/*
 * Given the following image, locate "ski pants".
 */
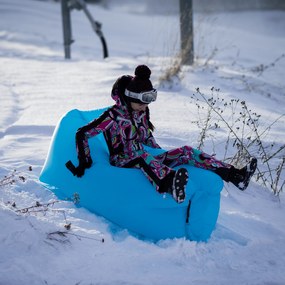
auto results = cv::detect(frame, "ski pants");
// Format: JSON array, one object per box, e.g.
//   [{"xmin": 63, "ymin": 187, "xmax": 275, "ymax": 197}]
[{"xmin": 112, "ymin": 145, "xmax": 232, "ymax": 192}]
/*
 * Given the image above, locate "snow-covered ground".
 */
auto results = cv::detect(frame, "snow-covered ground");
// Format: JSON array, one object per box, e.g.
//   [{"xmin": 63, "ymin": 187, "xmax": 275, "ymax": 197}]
[{"xmin": 1, "ymin": 0, "xmax": 285, "ymax": 284}]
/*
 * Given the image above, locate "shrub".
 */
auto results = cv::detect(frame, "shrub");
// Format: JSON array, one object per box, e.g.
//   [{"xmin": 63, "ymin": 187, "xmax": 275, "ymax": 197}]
[{"xmin": 190, "ymin": 87, "xmax": 285, "ymax": 195}]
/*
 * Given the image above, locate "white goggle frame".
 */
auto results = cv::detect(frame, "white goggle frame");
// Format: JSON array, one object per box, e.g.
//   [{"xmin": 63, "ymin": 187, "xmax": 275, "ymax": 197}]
[{"xmin": 125, "ymin": 89, "xmax": 157, "ymax": 104}]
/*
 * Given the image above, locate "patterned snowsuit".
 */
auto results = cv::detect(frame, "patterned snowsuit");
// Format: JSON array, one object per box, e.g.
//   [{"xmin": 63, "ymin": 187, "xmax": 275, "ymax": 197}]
[{"xmin": 76, "ymin": 81, "xmax": 232, "ymax": 192}]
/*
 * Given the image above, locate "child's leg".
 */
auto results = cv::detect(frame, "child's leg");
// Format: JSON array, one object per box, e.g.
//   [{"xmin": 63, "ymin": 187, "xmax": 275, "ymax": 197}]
[
  {"xmin": 154, "ymin": 146, "xmax": 257, "ymax": 190},
  {"xmin": 116, "ymin": 151, "xmax": 188, "ymax": 202},
  {"xmin": 154, "ymin": 145, "xmax": 231, "ymax": 171},
  {"xmin": 119, "ymin": 152, "xmax": 173, "ymax": 192}
]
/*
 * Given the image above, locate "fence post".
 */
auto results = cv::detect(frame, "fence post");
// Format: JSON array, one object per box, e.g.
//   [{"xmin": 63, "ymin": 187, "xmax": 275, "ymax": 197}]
[{"xmin": 180, "ymin": 0, "xmax": 194, "ymax": 65}]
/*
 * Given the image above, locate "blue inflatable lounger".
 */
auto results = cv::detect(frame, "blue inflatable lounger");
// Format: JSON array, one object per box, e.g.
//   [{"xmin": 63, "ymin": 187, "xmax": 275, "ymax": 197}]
[{"xmin": 39, "ymin": 108, "xmax": 224, "ymax": 242}]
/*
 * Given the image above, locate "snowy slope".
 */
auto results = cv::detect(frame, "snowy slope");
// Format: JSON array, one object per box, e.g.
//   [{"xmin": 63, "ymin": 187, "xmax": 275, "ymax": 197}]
[{"xmin": 0, "ymin": 0, "xmax": 285, "ymax": 284}]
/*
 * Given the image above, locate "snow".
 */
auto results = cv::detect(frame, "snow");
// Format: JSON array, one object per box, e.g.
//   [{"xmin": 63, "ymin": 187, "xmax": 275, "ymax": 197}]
[{"xmin": 1, "ymin": 0, "xmax": 285, "ymax": 284}]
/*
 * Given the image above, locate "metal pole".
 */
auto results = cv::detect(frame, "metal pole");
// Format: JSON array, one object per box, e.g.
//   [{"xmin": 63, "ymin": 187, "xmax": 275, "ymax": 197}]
[
  {"xmin": 75, "ymin": 0, "xmax": 109, "ymax": 58},
  {"xmin": 61, "ymin": 0, "xmax": 74, "ymax": 59},
  {"xmin": 180, "ymin": 0, "xmax": 194, "ymax": 65}
]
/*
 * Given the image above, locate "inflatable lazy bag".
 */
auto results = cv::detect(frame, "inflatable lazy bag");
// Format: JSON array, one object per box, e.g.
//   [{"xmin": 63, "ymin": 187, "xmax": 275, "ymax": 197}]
[{"xmin": 40, "ymin": 108, "xmax": 224, "ymax": 242}]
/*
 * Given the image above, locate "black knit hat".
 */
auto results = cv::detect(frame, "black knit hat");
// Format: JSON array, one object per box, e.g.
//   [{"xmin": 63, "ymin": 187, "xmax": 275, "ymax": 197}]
[{"xmin": 125, "ymin": 65, "xmax": 154, "ymax": 103}]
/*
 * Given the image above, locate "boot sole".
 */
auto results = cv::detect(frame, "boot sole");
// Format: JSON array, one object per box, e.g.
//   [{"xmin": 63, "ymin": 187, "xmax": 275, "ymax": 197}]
[
  {"xmin": 239, "ymin": 157, "xmax": 257, "ymax": 191},
  {"xmin": 172, "ymin": 168, "xmax": 189, "ymax": 203}
]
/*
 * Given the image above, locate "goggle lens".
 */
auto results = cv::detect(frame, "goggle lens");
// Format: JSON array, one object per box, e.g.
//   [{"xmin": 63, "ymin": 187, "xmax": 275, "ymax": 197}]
[
  {"xmin": 141, "ymin": 90, "xmax": 157, "ymax": 103},
  {"xmin": 125, "ymin": 89, "xmax": 157, "ymax": 104}
]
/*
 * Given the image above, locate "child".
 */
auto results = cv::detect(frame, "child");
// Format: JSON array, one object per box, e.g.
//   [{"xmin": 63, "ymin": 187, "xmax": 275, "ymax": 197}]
[{"xmin": 72, "ymin": 65, "xmax": 257, "ymax": 203}]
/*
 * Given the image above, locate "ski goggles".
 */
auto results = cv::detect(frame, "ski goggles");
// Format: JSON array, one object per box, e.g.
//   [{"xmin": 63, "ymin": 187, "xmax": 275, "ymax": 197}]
[{"xmin": 125, "ymin": 89, "xmax": 157, "ymax": 104}]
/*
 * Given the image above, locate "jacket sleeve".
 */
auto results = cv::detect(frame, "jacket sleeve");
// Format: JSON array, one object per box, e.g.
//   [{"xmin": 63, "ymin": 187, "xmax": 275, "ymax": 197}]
[
  {"xmin": 144, "ymin": 131, "xmax": 161, "ymax": 149},
  {"xmin": 76, "ymin": 109, "xmax": 113, "ymax": 165}
]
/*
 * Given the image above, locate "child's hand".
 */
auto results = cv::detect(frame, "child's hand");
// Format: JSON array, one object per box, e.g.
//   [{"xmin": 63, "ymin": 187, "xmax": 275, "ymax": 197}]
[
  {"xmin": 76, "ymin": 158, "xmax": 93, "ymax": 178},
  {"xmin": 75, "ymin": 163, "xmax": 86, "ymax": 177},
  {"xmin": 65, "ymin": 158, "xmax": 92, "ymax": 178}
]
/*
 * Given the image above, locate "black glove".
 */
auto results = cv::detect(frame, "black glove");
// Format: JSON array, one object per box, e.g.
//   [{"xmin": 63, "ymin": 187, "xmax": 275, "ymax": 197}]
[
  {"xmin": 76, "ymin": 157, "xmax": 93, "ymax": 178},
  {"xmin": 75, "ymin": 163, "xmax": 86, "ymax": 178},
  {"xmin": 65, "ymin": 158, "xmax": 93, "ymax": 178}
]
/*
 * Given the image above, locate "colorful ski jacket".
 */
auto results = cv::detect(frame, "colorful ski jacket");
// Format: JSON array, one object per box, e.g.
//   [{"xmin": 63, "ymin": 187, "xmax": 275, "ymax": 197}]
[{"xmin": 76, "ymin": 78, "xmax": 161, "ymax": 167}]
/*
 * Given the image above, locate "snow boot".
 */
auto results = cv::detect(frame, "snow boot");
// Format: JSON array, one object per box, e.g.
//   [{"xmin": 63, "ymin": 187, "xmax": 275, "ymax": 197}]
[
  {"xmin": 230, "ymin": 157, "xmax": 257, "ymax": 191},
  {"xmin": 170, "ymin": 168, "xmax": 189, "ymax": 203},
  {"xmin": 159, "ymin": 168, "xmax": 189, "ymax": 203}
]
